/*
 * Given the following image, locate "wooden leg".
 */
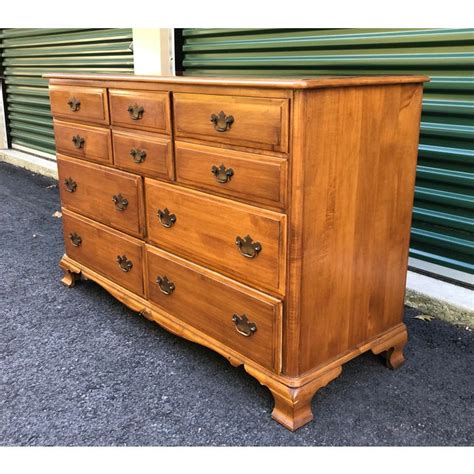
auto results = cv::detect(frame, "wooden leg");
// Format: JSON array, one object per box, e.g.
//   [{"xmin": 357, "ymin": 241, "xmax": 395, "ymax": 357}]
[
  {"xmin": 383, "ymin": 344, "xmax": 406, "ymax": 370},
  {"xmin": 61, "ymin": 268, "xmax": 81, "ymax": 287},
  {"xmin": 245, "ymin": 365, "xmax": 342, "ymax": 431},
  {"xmin": 371, "ymin": 324, "xmax": 408, "ymax": 370},
  {"xmin": 59, "ymin": 256, "xmax": 82, "ymax": 288}
]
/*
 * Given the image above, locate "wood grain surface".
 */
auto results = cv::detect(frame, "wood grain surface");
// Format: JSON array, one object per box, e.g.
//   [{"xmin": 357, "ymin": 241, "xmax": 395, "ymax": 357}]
[
  {"xmin": 109, "ymin": 89, "xmax": 170, "ymax": 134},
  {"xmin": 145, "ymin": 179, "xmax": 287, "ymax": 295},
  {"xmin": 49, "ymin": 84, "xmax": 109, "ymax": 125},
  {"xmin": 112, "ymin": 128, "xmax": 173, "ymax": 180},
  {"xmin": 286, "ymin": 84, "xmax": 423, "ymax": 374},
  {"xmin": 62, "ymin": 209, "xmax": 145, "ymax": 296},
  {"xmin": 57, "ymin": 154, "xmax": 145, "ymax": 238},
  {"xmin": 175, "ymin": 141, "xmax": 288, "ymax": 209},
  {"xmin": 173, "ymin": 92, "xmax": 289, "ymax": 152},
  {"xmin": 146, "ymin": 245, "xmax": 282, "ymax": 371},
  {"xmin": 53, "ymin": 119, "xmax": 112, "ymax": 164},
  {"xmin": 45, "ymin": 72, "xmax": 428, "ymax": 89}
]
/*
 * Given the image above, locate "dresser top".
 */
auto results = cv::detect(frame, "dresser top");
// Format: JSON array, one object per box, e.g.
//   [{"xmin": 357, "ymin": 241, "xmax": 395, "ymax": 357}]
[{"xmin": 44, "ymin": 73, "xmax": 429, "ymax": 89}]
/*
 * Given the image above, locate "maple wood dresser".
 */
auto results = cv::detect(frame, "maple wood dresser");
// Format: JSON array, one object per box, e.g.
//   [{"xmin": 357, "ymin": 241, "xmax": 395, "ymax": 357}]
[{"xmin": 46, "ymin": 73, "xmax": 428, "ymax": 431}]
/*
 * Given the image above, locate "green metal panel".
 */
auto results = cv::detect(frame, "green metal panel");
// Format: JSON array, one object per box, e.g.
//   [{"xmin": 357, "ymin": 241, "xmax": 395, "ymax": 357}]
[
  {"xmin": 180, "ymin": 28, "xmax": 474, "ymax": 277},
  {"xmin": 0, "ymin": 28, "xmax": 134, "ymax": 155}
]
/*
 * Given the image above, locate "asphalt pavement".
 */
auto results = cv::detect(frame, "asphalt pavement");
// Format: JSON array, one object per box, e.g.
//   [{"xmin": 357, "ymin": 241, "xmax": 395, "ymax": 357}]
[{"xmin": 1, "ymin": 161, "xmax": 472, "ymax": 446}]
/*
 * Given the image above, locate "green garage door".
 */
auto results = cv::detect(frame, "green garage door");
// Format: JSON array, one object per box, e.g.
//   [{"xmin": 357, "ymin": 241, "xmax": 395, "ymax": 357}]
[
  {"xmin": 0, "ymin": 28, "xmax": 134, "ymax": 156},
  {"xmin": 180, "ymin": 28, "xmax": 474, "ymax": 281}
]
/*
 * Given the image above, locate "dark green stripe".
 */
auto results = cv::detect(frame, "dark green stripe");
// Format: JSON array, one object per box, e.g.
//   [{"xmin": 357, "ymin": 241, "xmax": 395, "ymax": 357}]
[{"xmin": 1, "ymin": 28, "xmax": 134, "ymax": 160}]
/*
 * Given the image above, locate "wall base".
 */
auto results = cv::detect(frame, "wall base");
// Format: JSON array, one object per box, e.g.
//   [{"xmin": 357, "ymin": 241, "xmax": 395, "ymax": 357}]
[
  {"xmin": 406, "ymin": 270, "xmax": 473, "ymax": 328},
  {"xmin": 0, "ymin": 148, "xmax": 58, "ymax": 179}
]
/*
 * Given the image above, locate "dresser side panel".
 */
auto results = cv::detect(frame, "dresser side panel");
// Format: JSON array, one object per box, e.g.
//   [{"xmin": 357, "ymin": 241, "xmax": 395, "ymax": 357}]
[{"xmin": 292, "ymin": 84, "xmax": 423, "ymax": 374}]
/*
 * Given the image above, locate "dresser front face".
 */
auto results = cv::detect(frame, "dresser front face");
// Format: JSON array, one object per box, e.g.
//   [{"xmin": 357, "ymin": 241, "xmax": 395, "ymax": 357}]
[{"xmin": 51, "ymin": 79, "xmax": 290, "ymax": 374}]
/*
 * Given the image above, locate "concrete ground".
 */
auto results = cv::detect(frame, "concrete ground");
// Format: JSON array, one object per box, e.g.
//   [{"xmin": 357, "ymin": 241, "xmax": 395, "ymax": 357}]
[{"xmin": 1, "ymin": 161, "xmax": 472, "ymax": 446}]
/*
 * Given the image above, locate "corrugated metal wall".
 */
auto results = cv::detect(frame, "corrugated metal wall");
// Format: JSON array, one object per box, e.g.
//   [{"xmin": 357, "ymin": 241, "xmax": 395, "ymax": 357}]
[
  {"xmin": 0, "ymin": 28, "xmax": 134, "ymax": 156},
  {"xmin": 180, "ymin": 28, "xmax": 474, "ymax": 278}
]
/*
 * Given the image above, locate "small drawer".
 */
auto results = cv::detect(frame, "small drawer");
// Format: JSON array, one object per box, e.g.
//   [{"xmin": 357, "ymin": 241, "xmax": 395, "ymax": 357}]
[
  {"xmin": 175, "ymin": 141, "xmax": 287, "ymax": 209},
  {"xmin": 109, "ymin": 89, "xmax": 170, "ymax": 134},
  {"xmin": 62, "ymin": 209, "xmax": 144, "ymax": 296},
  {"xmin": 145, "ymin": 179, "xmax": 286, "ymax": 295},
  {"xmin": 53, "ymin": 119, "xmax": 112, "ymax": 164},
  {"xmin": 112, "ymin": 129, "xmax": 173, "ymax": 180},
  {"xmin": 146, "ymin": 245, "xmax": 282, "ymax": 371},
  {"xmin": 57, "ymin": 155, "xmax": 145, "ymax": 238},
  {"xmin": 49, "ymin": 85, "xmax": 109, "ymax": 125},
  {"xmin": 173, "ymin": 93, "xmax": 289, "ymax": 153}
]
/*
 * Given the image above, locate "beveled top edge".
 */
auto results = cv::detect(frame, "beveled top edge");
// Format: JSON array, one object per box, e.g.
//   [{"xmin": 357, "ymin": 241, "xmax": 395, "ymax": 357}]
[{"xmin": 43, "ymin": 73, "xmax": 430, "ymax": 89}]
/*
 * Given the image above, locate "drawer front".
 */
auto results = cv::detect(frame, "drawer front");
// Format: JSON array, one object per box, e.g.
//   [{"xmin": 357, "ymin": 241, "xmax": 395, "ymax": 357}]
[
  {"xmin": 49, "ymin": 85, "xmax": 109, "ymax": 125},
  {"xmin": 57, "ymin": 155, "xmax": 144, "ymax": 237},
  {"xmin": 54, "ymin": 120, "xmax": 112, "ymax": 164},
  {"xmin": 145, "ymin": 180, "xmax": 286, "ymax": 294},
  {"xmin": 173, "ymin": 93, "xmax": 289, "ymax": 152},
  {"xmin": 109, "ymin": 89, "xmax": 170, "ymax": 133},
  {"xmin": 112, "ymin": 129, "xmax": 173, "ymax": 179},
  {"xmin": 62, "ymin": 209, "xmax": 144, "ymax": 295},
  {"xmin": 175, "ymin": 141, "xmax": 288, "ymax": 209},
  {"xmin": 146, "ymin": 245, "xmax": 281, "ymax": 370}
]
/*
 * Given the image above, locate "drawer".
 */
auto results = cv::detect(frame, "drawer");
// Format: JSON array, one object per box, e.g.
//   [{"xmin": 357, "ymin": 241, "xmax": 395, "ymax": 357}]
[
  {"xmin": 175, "ymin": 141, "xmax": 287, "ymax": 209},
  {"xmin": 112, "ymin": 129, "xmax": 173, "ymax": 180},
  {"xmin": 173, "ymin": 93, "xmax": 289, "ymax": 153},
  {"xmin": 145, "ymin": 180, "xmax": 286, "ymax": 294},
  {"xmin": 49, "ymin": 85, "xmax": 109, "ymax": 125},
  {"xmin": 57, "ymin": 155, "xmax": 145, "ymax": 238},
  {"xmin": 53, "ymin": 119, "xmax": 112, "ymax": 164},
  {"xmin": 62, "ymin": 209, "xmax": 144, "ymax": 296},
  {"xmin": 146, "ymin": 245, "xmax": 281, "ymax": 370},
  {"xmin": 109, "ymin": 89, "xmax": 170, "ymax": 134}
]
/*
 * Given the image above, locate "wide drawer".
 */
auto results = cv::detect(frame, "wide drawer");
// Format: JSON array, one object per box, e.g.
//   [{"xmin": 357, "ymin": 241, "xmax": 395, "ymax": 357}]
[
  {"xmin": 146, "ymin": 245, "xmax": 282, "ymax": 370},
  {"xmin": 53, "ymin": 119, "xmax": 112, "ymax": 164},
  {"xmin": 112, "ymin": 129, "xmax": 173, "ymax": 179},
  {"xmin": 62, "ymin": 209, "xmax": 144, "ymax": 296},
  {"xmin": 57, "ymin": 155, "xmax": 145, "ymax": 238},
  {"xmin": 173, "ymin": 93, "xmax": 289, "ymax": 153},
  {"xmin": 49, "ymin": 85, "xmax": 109, "ymax": 125},
  {"xmin": 175, "ymin": 141, "xmax": 288, "ymax": 209},
  {"xmin": 145, "ymin": 180, "xmax": 286, "ymax": 294},
  {"xmin": 109, "ymin": 89, "xmax": 170, "ymax": 134}
]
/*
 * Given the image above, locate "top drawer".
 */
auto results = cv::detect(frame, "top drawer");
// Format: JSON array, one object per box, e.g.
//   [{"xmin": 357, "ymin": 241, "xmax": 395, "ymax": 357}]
[
  {"xmin": 109, "ymin": 89, "xmax": 170, "ymax": 134},
  {"xmin": 49, "ymin": 85, "xmax": 109, "ymax": 125},
  {"xmin": 173, "ymin": 93, "xmax": 289, "ymax": 153}
]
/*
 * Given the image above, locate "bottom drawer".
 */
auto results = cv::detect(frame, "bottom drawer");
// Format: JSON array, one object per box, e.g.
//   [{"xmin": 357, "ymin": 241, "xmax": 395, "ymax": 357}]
[
  {"xmin": 62, "ymin": 209, "xmax": 144, "ymax": 296},
  {"xmin": 145, "ymin": 244, "xmax": 282, "ymax": 371}
]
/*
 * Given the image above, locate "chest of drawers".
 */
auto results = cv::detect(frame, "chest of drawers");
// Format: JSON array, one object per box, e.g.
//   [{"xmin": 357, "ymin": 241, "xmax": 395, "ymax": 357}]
[{"xmin": 46, "ymin": 73, "xmax": 427, "ymax": 431}]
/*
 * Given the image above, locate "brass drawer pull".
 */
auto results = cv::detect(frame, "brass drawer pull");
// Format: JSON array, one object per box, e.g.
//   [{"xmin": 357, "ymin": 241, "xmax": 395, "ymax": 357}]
[
  {"xmin": 69, "ymin": 232, "xmax": 82, "ymax": 247},
  {"xmin": 235, "ymin": 235, "xmax": 262, "ymax": 259},
  {"xmin": 129, "ymin": 147, "xmax": 147, "ymax": 164},
  {"xmin": 157, "ymin": 208, "xmax": 176, "ymax": 228},
  {"xmin": 232, "ymin": 314, "xmax": 257, "ymax": 337},
  {"xmin": 116, "ymin": 255, "xmax": 133, "ymax": 272},
  {"xmin": 67, "ymin": 97, "xmax": 80, "ymax": 112},
  {"xmin": 72, "ymin": 134, "xmax": 85, "ymax": 149},
  {"xmin": 156, "ymin": 275, "xmax": 175, "ymax": 295},
  {"xmin": 211, "ymin": 164, "xmax": 234, "ymax": 184},
  {"xmin": 64, "ymin": 177, "xmax": 77, "ymax": 193},
  {"xmin": 128, "ymin": 103, "xmax": 144, "ymax": 120},
  {"xmin": 112, "ymin": 193, "xmax": 128, "ymax": 211},
  {"xmin": 210, "ymin": 111, "xmax": 234, "ymax": 132}
]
